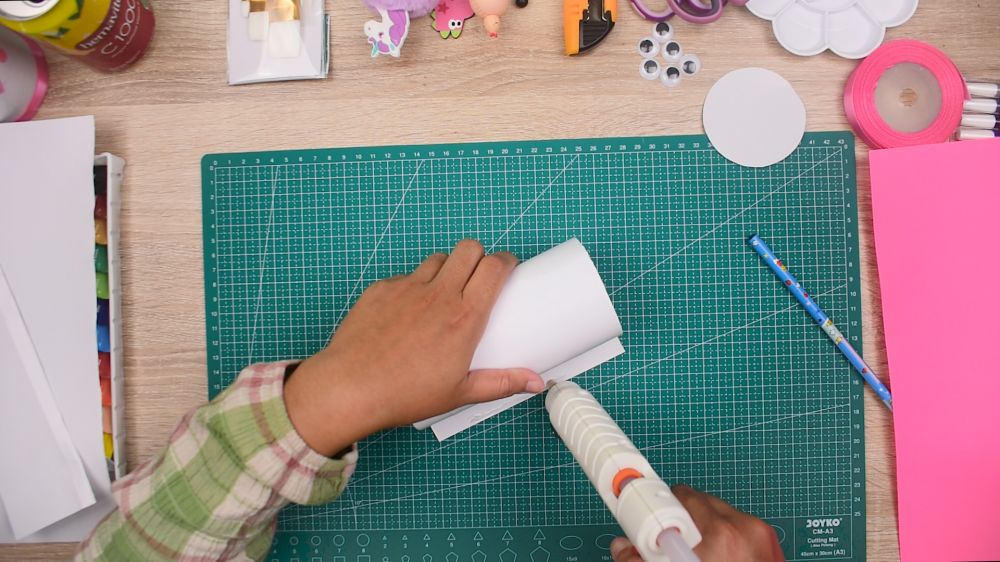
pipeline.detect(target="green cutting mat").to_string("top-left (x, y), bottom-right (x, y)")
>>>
top-left (202, 133), bottom-right (865, 562)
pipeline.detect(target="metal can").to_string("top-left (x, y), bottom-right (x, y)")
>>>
top-left (0, 0), bottom-right (155, 72)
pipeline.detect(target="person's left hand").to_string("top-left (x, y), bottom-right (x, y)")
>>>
top-left (284, 240), bottom-right (545, 456)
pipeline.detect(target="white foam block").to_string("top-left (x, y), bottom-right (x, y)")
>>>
top-left (228, 0), bottom-right (327, 85)
top-left (267, 20), bottom-right (301, 58)
top-left (247, 11), bottom-right (268, 41)
top-left (703, 68), bottom-right (806, 168)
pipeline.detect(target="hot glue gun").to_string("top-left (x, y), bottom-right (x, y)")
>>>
top-left (546, 381), bottom-right (702, 562)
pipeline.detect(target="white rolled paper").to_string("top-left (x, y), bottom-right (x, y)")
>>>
top-left (414, 238), bottom-right (624, 441)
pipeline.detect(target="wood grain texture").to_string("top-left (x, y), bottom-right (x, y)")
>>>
top-left (2, 0), bottom-right (997, 559)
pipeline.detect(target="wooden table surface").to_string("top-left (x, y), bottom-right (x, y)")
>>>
top-left (3, 1), bottom-right (997, 559)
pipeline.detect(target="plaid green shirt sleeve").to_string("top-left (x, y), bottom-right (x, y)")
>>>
top-left (74, 362), bottom-right (358, 562)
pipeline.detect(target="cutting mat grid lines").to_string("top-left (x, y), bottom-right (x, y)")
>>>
top-left (202, 133), bottom-right (865, 561)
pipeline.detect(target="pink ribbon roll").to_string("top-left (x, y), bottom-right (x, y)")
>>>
top-left (844, 39), bottom-right (966, 149)
top-left (0, 28), bottom-right (47, 123)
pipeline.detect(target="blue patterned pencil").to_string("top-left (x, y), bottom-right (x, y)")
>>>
top-left (749, 235), bottom-right (893, 412)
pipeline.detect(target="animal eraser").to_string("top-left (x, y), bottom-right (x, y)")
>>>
top-left (469, 0), bottom-right (509, 38)
top-left (365, 9), bottom-right (410, 57)
top-left (363, 0), bottom-right (438, 57)
top-left (432, 0), bottom-right (474, 39)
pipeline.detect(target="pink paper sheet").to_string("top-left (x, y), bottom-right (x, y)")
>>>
top-left (870, 139), bottom-right (1000, 562)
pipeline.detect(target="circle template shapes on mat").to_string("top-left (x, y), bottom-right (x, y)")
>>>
top-left (703, 68), bottom-right (806, 168)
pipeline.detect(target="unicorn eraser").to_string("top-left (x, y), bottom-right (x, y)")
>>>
top-left (363, 0), bottom-right (438, 57)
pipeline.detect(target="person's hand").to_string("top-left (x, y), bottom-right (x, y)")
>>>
top-left (284, 240), bottom-right (545, 456)
top-left (610, 485), bottom-right (786, 562)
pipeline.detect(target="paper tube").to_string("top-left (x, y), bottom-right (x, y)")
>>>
top-left (414, 238), bottom-right (624, 440)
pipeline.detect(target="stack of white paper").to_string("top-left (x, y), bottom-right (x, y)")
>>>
top-left (416, 239), bottom-right (625, 441)
top-left (0, 116), bottom-right (115, 543)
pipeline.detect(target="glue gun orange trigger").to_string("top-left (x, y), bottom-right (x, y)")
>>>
top-left (564, 0), bottom-right (618, 56)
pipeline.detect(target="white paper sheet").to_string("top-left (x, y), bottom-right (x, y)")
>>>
top-left (0, 116), bottom-right (113, 542)
top-left (0, 268), bottom-right (95, 538)
top-left (0, 494), bottom-right (116, 544)
top-left (416, 239), bottom-right (624, 440)
top-left (430, 339), bottom-right (625, 440)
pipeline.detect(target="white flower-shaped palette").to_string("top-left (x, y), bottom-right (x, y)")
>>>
top-left (746, 0), bottom-right (919, 59)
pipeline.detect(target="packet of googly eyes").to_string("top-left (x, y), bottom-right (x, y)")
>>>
top-left (227, 0), bottom-right (329, 85)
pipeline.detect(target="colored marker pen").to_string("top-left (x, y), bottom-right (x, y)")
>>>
top-left (966, 81), bottom-right (1000, 100)
top-left (964, 98), bottom-right (1000, 116)
top-left (957, 128), bottom-right (1000, 141)
top-left (961, 113), bottom-right (998, 130)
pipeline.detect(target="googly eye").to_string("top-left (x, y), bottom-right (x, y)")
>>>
top-left (652, 21), bottom-right (673, 43)
top-left (680, 54), bottom-right (701, 76)
top-left (640, 58), bottom-right (661, 81)
top-left (637, 37), bottom-right (658, 58)
top-left (660, 65), bottom-right (682, 87)
top-left (662, 41), bottom-right (683, 62)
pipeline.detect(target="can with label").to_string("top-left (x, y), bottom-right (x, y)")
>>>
top-left (0, 0), bottom-right (155, 72)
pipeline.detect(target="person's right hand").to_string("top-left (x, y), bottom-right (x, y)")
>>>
top-left (610, 485), bottom-right (786, 562)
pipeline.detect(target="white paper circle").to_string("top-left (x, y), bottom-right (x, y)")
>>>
top-left (703, 68), bottom-right (806, 168)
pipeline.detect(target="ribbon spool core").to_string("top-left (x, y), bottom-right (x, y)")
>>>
top-left (844, 40), bottom-right (966, 149)
top-left (874, 62), bottom-right (943, 134)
